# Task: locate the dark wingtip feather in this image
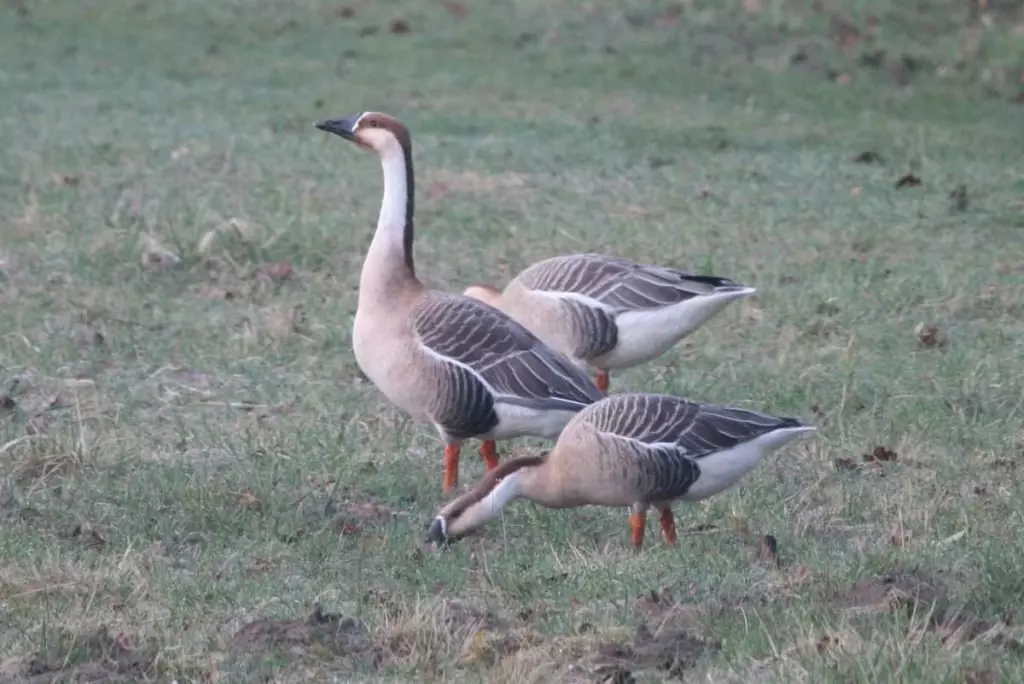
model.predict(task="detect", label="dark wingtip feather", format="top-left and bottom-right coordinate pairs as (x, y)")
top-left (776, 416), bottom-right (812, 430)
top-left (676, 273), bottom-right (747, 289)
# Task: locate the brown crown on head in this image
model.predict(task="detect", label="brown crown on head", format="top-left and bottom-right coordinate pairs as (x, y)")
top-left (358, 112), bottom-right (412, 152)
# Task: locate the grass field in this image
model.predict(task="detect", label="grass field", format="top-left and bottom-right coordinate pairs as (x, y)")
top-left (2, 0), bottom-right (1024, 681)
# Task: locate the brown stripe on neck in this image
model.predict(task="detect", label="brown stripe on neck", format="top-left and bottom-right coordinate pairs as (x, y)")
top-left (447, 453), bottom-right (547, 518)
top-left (400, 139), bottom-right (415, 278)
top-left (377, 115), bottom-right (416, 279)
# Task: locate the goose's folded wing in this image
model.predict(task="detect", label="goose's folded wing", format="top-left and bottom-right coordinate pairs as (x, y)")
top-left (589, 394), bottom-right (801, 501)
top-left (414, 292), bottom-right (605, 412)
top-left (588, 394), bottom-right (801, 458)
top-left (520, 253), bottom-right (744, 314)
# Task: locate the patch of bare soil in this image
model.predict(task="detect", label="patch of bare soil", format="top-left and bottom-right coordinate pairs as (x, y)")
top-left (230, 605), bottom-right (382, 668)
top-left (832, 569), bottom-right (1021, 651)
top-left (3, 626), bottom-right (161, 683)
top-left (570, 623), bottom-right (720, 682)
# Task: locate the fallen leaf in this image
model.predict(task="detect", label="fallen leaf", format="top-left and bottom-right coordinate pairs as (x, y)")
top-left (52, 173), bottom-right (81, 186)
top-left (140, 234), bottom-right (181, 271)
top-left (69, 524), bottom-right (106, 550)
top-left (789, 564), bottom-right (812, 586)
top-left (816, 633), bottom-right (841, 653)
top-left (389, 18), bottom-right (411, 34)
top-left (426, 181), bottom-right (450, 199)
top-left (864, 446), bottom-right (898, 463)
top-left (440, 0), bottom-right (467, 17)
top-left (252, 261), bottom-right (294, 282)
top-left (652, 6), bottom-right (682, 29)
top-left (237, 488), bottom-right (263, 510)
top-left (915, 322), bottom-right (947, 348)
top-left (895, 173), bottom-right (922, 188)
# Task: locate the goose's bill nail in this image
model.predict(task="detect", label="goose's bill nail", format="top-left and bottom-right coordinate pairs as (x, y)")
top-left (315, 115), bottom-right (360, 140)
top-left (424, 517), bottom-right (447, 545)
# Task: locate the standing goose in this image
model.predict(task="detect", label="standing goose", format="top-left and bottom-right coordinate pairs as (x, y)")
top-left (315, 112), bottom-right (605, 495)
top-left (464, 254), bottom-right (757, 392)
top-left (424, 392), bottom-right (815, 550)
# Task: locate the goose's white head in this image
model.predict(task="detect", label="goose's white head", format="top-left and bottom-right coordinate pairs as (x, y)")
top-left (315, 111), bottom-right (410, 158)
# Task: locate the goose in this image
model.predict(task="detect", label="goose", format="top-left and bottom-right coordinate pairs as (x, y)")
top-left (463, 254), bottom-right (757, 392)
top-left (315, 112), bottom-right (606, 495)
top-left (424, 392), bottom-right (815, 550)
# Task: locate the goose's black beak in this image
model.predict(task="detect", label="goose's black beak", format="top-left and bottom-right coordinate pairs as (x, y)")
top-left (424, 517), bottom-right (450, 548)
top-left (315, 115), bottom-right (360, 141)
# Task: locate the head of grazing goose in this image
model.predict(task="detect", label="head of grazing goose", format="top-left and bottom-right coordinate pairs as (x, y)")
top-left (314, 111), bottom-right (411, 157)
top-left (424, 453), bottom-right (548, 549)
top-left (462, 284), bottom-right (503, 309)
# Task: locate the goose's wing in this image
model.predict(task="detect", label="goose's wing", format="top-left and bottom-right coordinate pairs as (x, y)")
top-left (414, 292), bottom-right (604, 438)
top-left (583, 393), bottom-right (803, 501)
top-left (519, 253), bottom-right (746, 315)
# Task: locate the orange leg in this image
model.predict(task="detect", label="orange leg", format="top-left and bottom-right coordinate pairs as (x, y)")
top-left (443, 444), bottom-right (460, 495)
top-left (658, 507), bottom-right (677, 545)
top-left (595, 370), bottom-right (610, 393)
top-left (478, 439), bottom-right (500, 471)
top-left (628, 510), bottom-right (646, 550)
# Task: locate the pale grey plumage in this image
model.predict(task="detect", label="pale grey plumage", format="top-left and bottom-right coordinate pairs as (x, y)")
top-left (414, 291), bottom-right (605, 441)
top-left (464, 253), bottom-right (755, 375)
top-left (578, 393), bottom-right (806, 503)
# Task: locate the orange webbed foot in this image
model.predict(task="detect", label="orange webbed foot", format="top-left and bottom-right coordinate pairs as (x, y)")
top-left (628, 510), bottom-right (646, 551)
top-left (479, 439), bottom-right (500, 471)
top-left (595, 370), bottom-right (610, 393)
top-left (658, 507), bottom-right (677, 545)
top-left (443, 444), bottom-right (460, 495)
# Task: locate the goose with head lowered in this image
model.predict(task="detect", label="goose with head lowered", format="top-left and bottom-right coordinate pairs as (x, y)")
top-left (315, 112), bottom-right (606, 495)
top-left (424, 392), bottom-right (815, 550)
top-left (464, 254), bottom-right (757, 392)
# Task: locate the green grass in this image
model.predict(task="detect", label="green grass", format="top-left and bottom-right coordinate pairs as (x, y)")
top-left (2, 0), bottom-right (1024, 681)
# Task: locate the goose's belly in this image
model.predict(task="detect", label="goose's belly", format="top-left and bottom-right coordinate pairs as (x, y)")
top-left (352, 313), bottom-right (431, 424)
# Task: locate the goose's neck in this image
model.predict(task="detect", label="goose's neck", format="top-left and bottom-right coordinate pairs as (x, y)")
top-left (359, 141), bottom-right (417, 302)
top-left (450, 462), bottom-right (561, 537)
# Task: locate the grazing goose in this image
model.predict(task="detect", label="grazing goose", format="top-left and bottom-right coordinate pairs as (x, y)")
top-left (424, 392), bottom-right (815, 550)
top-left (315, 112), bottom-right (605, 495)
top-left (464, 254), bottom-right (756, 392)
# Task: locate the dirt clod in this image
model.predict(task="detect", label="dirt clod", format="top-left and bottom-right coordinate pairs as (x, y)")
top-left (853, 150), bottom-right (884, 164)
top-left (389, 18), bottom-right (411, 34)
top-left (756, 534), bottom-right (780, 567)
top-left (231, 606), bottom-right (380, 666)
top-left (593, 624), bottom-right (718, 678)
top-left (864, 446), bottom-right (898, 463)
top-left (895, 173), bottom-right (922, 188)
